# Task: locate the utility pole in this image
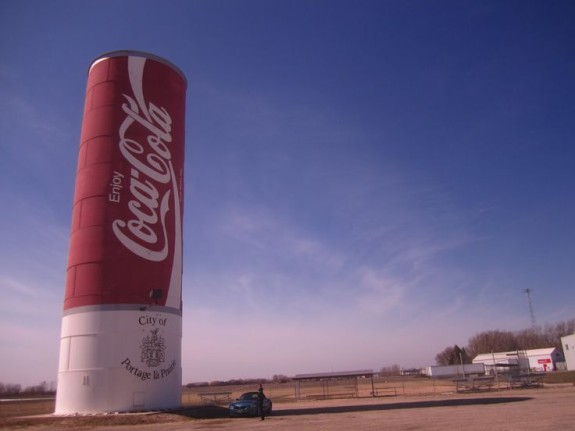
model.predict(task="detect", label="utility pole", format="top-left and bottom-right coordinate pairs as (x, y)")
top-left (524, 288), bottom-right (536, 327)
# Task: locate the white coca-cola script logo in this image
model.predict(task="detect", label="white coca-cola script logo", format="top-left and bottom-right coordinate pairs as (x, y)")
top-left (112, 57), bottom-right (179, 262)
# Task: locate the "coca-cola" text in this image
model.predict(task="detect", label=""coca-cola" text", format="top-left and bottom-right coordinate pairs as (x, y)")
top-left (112, 59), bottom-right (177, 262)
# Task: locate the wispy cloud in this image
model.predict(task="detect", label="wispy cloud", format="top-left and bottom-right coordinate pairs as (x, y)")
top-left (354, 267), bottom-right (409, 316)
top-left (0, 88), bottom-right (78, 201)
top-left (178, 75), bottom-right (516, 381)
top-left (2, 277), bottom-right (40, 297)
top-left (219, 203), bottom-right (346, 270)
top-left (0, 93), bottom-right (75, 147)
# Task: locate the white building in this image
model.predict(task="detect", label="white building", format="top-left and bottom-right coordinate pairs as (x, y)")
top-left (560, 334), bottom-right (575, 371)
top-left (473, 348), bottom-right (564, 373)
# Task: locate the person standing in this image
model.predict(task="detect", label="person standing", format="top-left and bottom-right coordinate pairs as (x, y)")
top-left (257, 385), bottom-right (266, 421)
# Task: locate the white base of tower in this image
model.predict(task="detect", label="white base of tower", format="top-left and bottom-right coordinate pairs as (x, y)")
top-left (55, 307), bottom-right (182, 414)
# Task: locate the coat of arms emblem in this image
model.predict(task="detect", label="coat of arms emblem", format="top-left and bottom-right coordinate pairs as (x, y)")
top-left (140, 328), bottom-right (166, 367)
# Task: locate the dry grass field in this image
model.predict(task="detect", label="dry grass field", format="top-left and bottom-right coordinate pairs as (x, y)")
top-left (2, 375), bottom-right (575, 430)
top-left (182, 375), bottom-right (467, 405)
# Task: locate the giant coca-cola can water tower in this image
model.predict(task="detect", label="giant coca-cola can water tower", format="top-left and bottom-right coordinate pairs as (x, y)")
top-left (55, 51), bottom-right (187, 414)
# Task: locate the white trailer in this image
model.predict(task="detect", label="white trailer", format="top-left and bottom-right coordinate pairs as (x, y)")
top-left (427, 363), bottom-right (485, 378)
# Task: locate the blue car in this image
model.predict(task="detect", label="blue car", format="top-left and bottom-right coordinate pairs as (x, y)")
top-left (228, 391), bottom-right (272, 417)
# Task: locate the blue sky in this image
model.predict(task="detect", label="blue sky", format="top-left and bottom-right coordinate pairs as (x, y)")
top-left (1, 0), bottom-right (574, 387)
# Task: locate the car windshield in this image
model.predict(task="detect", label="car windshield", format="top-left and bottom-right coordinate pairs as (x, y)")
top-left (239, 392), bottom-right (259, 400)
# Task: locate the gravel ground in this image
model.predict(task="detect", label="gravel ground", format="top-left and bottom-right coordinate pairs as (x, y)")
top-left (2, 384), bottom-right (574, 430)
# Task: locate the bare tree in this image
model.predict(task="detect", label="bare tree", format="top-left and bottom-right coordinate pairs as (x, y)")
top-left (379, 365), bottom-right (401, 376)
top-left (466, 330), bottom-right (519, 358)
top-left (0, 383), bottom-right (22, 395)
top-left (435, 345), bottom-right (471, 366)
top-left (437, 318), bottom-right (575, 363)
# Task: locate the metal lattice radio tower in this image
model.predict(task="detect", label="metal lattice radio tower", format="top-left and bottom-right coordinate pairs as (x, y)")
top-left (524, 288), bottom-right (536, 327)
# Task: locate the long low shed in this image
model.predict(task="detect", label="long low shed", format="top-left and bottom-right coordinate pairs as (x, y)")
top-left (293, 370), bottom-right (375, 401)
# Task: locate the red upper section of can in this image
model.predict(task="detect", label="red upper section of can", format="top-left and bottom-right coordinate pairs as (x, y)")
top-left (64, 52), bottom-right (186, 311)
